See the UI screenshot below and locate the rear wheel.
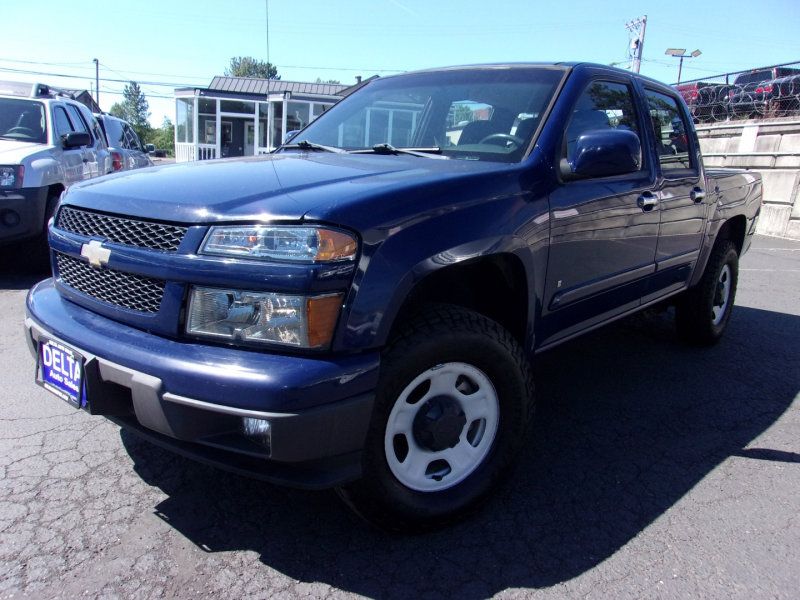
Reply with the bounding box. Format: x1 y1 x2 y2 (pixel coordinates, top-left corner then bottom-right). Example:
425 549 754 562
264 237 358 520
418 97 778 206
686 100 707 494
336 305 534 532
676 240 739 345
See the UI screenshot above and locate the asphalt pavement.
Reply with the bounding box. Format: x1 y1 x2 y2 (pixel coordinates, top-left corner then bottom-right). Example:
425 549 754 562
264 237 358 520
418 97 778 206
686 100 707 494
0 235 798 599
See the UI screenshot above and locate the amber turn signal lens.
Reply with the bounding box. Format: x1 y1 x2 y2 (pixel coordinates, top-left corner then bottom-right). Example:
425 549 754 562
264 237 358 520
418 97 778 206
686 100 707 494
315 230 358 262
306 293 343 348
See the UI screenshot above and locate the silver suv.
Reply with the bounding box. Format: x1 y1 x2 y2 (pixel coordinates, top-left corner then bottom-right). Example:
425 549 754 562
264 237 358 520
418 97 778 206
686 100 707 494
95 113 153 172
0 81 111 249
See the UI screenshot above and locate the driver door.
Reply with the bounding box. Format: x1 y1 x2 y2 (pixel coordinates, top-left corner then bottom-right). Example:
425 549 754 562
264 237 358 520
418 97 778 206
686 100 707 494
540 76 660 345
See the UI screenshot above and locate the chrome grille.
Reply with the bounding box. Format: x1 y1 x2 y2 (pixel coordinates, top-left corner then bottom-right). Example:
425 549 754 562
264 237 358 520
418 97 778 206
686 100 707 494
56 206 187 252
56 252 165 313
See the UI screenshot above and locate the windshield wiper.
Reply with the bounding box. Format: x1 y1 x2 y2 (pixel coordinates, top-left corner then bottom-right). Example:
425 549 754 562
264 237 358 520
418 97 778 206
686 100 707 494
352 143 447 159
281 139 346 153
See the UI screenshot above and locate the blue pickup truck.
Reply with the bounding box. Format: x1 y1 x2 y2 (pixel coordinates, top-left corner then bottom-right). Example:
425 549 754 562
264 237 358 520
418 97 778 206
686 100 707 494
25 63 761 530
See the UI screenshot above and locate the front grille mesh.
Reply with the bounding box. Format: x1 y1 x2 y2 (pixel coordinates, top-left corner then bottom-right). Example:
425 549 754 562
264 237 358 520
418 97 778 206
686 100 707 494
56 206 187 252
56 252 165 313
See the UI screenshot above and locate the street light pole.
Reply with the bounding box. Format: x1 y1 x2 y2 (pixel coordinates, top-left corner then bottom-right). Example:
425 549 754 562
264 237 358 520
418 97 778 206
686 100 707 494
665 48 701 84
93 58 99 106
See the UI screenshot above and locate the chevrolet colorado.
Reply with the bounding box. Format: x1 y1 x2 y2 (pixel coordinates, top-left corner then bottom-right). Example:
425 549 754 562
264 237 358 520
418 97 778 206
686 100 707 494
25 63 761 530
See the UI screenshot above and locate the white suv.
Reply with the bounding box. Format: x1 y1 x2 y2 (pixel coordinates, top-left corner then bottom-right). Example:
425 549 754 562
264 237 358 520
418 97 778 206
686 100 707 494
0 81 112 250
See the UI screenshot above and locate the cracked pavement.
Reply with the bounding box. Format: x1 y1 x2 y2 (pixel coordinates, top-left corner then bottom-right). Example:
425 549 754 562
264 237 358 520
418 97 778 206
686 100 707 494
0 235 798 599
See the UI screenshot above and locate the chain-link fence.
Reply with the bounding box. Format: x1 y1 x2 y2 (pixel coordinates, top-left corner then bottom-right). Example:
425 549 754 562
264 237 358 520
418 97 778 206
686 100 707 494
673 61 800 123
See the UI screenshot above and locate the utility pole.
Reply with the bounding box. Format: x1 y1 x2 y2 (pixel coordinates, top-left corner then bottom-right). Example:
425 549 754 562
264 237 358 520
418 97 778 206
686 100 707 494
93 58 99 106
625 16 647 73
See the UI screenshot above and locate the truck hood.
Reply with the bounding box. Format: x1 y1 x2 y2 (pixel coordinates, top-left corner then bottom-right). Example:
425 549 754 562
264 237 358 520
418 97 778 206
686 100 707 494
61 152 512 224
0 139 47 163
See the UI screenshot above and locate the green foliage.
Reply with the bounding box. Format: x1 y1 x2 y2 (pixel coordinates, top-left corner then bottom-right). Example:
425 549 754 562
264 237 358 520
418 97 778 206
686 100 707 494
453 104 475 124
149 117 175 156
225 57 280 79
315 77 341 84
109 82 151 142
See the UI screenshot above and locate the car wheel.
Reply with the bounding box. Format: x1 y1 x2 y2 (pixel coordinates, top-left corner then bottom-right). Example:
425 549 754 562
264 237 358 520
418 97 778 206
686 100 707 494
676 240 739 346
336 304 534 532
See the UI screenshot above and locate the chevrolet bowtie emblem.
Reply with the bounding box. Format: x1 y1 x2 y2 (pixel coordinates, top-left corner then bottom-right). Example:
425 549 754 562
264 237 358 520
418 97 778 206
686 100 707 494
80 240 111 268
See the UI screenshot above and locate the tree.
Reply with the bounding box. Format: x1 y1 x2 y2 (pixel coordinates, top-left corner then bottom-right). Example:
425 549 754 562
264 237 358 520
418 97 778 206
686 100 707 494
225 56 280 79
149 117 175 156
109 81 151 142
315 77 341 84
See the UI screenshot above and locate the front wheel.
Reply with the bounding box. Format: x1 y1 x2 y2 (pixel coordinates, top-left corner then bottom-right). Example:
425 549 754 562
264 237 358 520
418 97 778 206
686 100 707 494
675 240 739 345
336 305 534 532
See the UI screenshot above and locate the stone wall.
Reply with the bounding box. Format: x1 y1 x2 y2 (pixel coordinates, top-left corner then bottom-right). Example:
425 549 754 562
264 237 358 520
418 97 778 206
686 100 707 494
697 119 800 239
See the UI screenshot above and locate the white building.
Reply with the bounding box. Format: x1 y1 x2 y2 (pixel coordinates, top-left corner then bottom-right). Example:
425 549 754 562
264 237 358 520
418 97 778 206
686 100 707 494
173 76 367 162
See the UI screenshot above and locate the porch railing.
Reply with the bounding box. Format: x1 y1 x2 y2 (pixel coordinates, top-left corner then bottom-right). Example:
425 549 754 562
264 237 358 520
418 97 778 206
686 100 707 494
175 143 218 162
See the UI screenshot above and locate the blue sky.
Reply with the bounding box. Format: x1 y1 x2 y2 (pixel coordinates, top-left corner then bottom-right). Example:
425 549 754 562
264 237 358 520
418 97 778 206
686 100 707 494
1 0 797 126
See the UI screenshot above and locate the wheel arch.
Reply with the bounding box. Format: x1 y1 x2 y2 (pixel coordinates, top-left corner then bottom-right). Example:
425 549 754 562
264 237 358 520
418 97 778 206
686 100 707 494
387 252 530 348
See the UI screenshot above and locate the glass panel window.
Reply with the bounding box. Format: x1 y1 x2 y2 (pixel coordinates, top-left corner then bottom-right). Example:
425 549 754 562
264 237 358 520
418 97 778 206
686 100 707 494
564 81 640 165
198 116 216 144
271 101 283 147
312 103 331 118
645 89 697 176
220 100 255 114
198 97 216 114
259 103 270 147
176 98 194 143
287 102 311 133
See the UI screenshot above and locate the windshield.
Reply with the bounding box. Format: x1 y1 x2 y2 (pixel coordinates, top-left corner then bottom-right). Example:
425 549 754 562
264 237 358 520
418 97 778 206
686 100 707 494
0 98 47 144
286 67 566 163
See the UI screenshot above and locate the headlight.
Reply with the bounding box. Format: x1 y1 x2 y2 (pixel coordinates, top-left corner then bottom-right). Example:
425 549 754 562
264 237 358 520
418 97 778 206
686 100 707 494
0 165 24 188
186 287 343 349
201 225 357 262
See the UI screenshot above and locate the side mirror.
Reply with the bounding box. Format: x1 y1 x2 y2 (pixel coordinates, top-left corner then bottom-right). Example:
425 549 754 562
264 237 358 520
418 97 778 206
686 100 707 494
61 132 92 149
284 130 301 143
145 143 155 153
562 129 641 179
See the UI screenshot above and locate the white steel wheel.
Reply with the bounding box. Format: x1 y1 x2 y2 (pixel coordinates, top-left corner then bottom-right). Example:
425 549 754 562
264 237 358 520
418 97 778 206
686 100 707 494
712 264 732 326
383 362 500 492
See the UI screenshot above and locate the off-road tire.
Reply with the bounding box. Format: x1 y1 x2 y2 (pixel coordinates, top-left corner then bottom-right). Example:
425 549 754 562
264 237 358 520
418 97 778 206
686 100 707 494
336 304 534 533
676 240 739 346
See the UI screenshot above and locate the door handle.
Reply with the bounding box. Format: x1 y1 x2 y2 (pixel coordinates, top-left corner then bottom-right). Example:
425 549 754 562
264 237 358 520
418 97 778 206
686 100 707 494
690 187 706 202
637 192 658 211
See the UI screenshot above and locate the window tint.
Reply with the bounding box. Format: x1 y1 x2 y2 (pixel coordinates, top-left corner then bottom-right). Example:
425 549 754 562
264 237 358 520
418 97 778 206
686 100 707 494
564 81 640 164
294 67 564 163
104 118 125 146
53 107 74 137
124 125 141 150
64 104 89 134
0 99 47 144
645 89 696 176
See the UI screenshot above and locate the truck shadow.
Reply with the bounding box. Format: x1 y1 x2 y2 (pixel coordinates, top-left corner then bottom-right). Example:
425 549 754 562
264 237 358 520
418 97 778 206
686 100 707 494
0 246 50 290
120 305 799 597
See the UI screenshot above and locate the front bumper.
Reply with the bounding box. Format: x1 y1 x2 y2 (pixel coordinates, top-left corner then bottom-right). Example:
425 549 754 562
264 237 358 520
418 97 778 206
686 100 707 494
0 185 50 245
25 278 380 489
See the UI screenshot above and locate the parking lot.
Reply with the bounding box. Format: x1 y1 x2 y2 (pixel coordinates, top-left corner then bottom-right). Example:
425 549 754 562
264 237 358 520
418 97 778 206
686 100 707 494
0 234 798 599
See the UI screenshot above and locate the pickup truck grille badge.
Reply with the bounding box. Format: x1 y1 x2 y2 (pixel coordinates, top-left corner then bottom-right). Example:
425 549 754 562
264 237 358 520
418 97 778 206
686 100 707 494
55 252 165 313
56 206 187 252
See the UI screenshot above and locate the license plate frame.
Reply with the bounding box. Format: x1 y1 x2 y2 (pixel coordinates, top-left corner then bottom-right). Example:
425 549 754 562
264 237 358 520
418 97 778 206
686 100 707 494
37 337 85 409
